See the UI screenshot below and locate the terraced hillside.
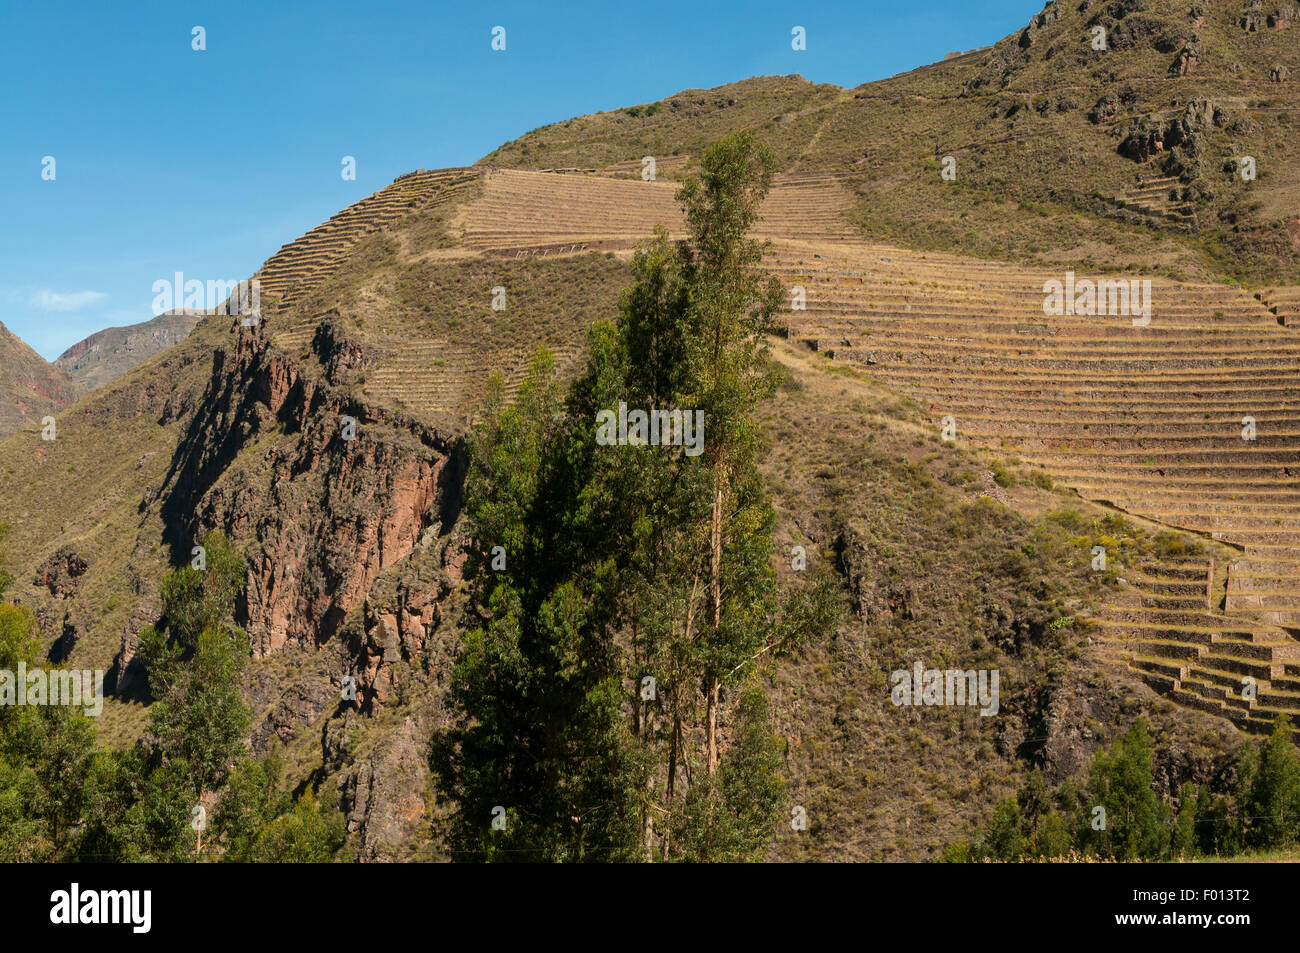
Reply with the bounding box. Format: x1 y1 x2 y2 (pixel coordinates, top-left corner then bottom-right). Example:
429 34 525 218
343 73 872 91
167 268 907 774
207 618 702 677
255 167 480 306
455 166 857 257
1260 285 1300 327
243 157 1300 733
4 0 1298 855
1108 174 1194 225
459 167 682 254
768 238 1300 729
485 0 1300 285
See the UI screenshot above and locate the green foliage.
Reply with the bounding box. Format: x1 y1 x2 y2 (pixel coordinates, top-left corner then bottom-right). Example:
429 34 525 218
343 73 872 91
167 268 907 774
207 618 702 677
1032 811 1072 859
77 748 195 862
1240 715 1300 851
1083 719 1169 860
439 355 645 862
943 719 1278 863
675 686 786 861
133 530 252 801
0 603 40 672
0 522 13 595
441 133 823 862
213 750 290 860
157 530 247 651
0 603 95 861
1172 783 1199 858
66 529 257 860
147 626 252 800
239 789 347 863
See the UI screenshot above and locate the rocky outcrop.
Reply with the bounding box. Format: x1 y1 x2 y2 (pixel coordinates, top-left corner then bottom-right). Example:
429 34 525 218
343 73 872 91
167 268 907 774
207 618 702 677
1170 43 1202 75
836 526 916 622
1019 0 1061 48
114 599 157 695
244 644 343 752
1088 86 1137 124
325 711 433 861
1269 4 1297 27
42 609 85 665
1086 0 1168 52
34 547 88 599
156 319 467 658
1118 100 1231 166
1240 2 1296 29
1119 118 1167 161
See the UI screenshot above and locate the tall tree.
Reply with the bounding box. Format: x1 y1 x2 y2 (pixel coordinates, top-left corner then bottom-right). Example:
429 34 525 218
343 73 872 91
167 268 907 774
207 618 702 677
1241 714 1300 850
439 355 644 861
443 132 837 862
1083 718 1168 860
137 530 252 811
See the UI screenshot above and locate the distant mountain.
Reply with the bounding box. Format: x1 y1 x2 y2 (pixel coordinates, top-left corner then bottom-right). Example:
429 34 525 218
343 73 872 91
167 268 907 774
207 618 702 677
0 320 82 438
55 309 205 392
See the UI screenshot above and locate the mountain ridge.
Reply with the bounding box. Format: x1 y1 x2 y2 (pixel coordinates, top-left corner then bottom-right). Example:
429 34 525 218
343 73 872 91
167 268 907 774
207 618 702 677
0 319 83 439
54 309 206 393
1 0 1296 859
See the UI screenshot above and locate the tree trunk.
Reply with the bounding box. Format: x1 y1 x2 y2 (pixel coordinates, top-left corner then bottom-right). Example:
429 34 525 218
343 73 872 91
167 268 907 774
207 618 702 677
706 483 724 774
706 677 720 774
664 710 682 858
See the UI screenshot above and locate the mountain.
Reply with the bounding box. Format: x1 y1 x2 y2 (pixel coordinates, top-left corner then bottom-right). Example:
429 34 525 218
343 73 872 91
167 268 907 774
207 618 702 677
55 309 205 393
486 0 1300 284
0 320 82 439
0 0 1296 860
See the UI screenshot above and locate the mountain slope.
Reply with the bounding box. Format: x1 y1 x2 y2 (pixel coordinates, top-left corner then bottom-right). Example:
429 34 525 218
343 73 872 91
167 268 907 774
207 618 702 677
0 155 1269 859
55 309 205 392
484 0 1300 284
0 0 1296 860
0 320 83 438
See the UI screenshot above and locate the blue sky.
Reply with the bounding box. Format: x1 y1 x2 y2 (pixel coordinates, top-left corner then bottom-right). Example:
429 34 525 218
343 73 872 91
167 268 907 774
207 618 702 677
1 0 1038 360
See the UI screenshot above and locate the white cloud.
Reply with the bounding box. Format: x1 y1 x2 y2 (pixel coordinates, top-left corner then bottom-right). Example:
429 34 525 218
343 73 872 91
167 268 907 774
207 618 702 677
29 289 108 312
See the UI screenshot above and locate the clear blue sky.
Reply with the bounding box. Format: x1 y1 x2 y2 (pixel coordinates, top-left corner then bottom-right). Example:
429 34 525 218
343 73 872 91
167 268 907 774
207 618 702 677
1 0 1038 360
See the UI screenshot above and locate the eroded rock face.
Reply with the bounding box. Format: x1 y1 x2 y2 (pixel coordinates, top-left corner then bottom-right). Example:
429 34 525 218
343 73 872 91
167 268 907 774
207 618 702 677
157 321 466 659
1171 44 1202 75
1119 118 1167 161
42 608 84 664
1019 2 1062 48
244 644 342 752
81 314 475 859
114 599 158 694
836 526 916 622
34 547 88 599
229 431 451 657
1268 4 1297 27
1118 100 1230 163
326 712 432 861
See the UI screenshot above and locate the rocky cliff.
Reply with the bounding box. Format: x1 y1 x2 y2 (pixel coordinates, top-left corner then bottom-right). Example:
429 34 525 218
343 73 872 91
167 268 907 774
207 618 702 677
56 310 204 393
